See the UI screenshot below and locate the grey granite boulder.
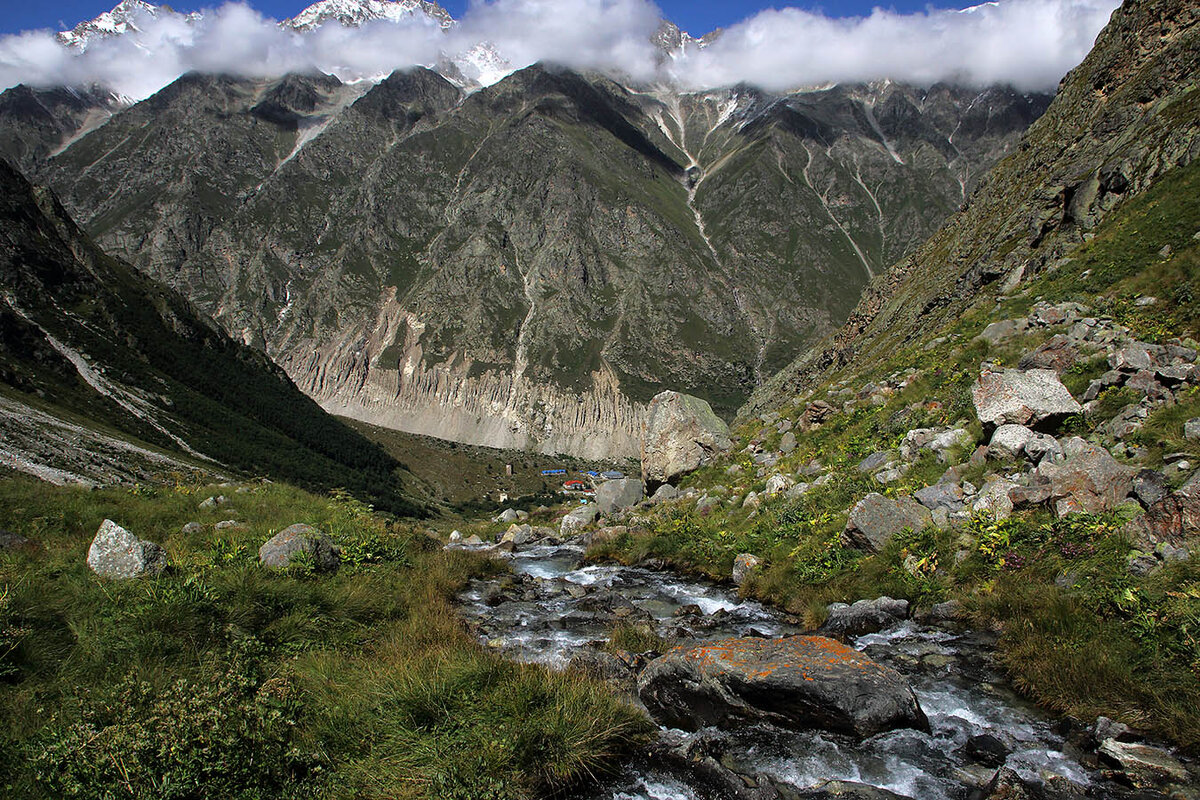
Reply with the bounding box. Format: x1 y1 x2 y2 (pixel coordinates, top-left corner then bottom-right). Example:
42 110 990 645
842 494 932 552
641 391 732 485
258 524 340 572
595 478 644 514
972 368 1081 429
820 597 909 638
87 520 168 579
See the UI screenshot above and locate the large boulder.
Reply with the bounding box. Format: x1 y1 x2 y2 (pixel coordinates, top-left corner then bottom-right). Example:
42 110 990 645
641 391 732 486
819 597 909 639
842 494 932 552
258 524 340 572
560 504 600 537
637 635 929 738
87 520 168 579
1035 437 1134 516
595 478 644 514
972 368 1081 429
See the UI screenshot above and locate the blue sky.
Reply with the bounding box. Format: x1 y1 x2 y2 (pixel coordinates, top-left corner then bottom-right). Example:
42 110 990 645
6 1 976 37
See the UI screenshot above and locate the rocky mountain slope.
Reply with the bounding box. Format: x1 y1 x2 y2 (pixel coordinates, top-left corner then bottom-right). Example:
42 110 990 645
0 61 1047 460
0 158 422 513
561 0 1200 766
750 0 1197 414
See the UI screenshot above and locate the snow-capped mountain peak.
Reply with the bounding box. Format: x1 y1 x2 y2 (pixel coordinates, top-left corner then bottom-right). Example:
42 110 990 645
56 1 200 51
283 0 454 32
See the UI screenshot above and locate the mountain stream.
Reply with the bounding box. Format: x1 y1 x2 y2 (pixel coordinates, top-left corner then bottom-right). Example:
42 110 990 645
454 541 1133 799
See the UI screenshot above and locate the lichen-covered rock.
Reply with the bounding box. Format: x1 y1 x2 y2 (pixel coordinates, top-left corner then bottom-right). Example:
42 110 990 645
1124 472 1200 548
972 368 1081 429
87 520 168 579
973 479 1017 520
637 636 929 738
258 524 340 572
842 493 932 552
1017 335 1080 374
641 391 731 486
1036 437 1134 516
820 597 909 639
913 483 965 512
989 424 1036 461
765 474 792 495
595 478 644 514
732 553 761 586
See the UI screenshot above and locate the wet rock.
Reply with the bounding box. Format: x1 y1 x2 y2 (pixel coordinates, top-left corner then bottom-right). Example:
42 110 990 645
258 524 340 572
1098 739 1190 788
641 391 732 486
972 368 1081 429
819 597 908 639
596 479 644 514
842 493 932 552
981 767 1036 800
989 424 1036 461
1018 335 1080 374
568 648 640 686
964 733 1011 768
87 520 168 579
560 504 600 536
770 779 913 799
919 600 962 624
1092 715 1134 744
1036 437 1135 516
732 553 762 586
637 635 930 738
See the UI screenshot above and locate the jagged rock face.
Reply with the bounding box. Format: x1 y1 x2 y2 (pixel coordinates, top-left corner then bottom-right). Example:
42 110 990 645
750 0 1200 416
11 64 1047 459
0 85 120 176
0 159 420 512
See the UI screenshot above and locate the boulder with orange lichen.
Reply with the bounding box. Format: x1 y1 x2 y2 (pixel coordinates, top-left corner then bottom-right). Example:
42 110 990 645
636 635 929 738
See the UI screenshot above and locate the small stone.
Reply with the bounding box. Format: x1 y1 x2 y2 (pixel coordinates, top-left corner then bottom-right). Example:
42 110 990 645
180 522 205 535
964 733 1011 768
732 553 762 586
258 524 340 572
779 431 797 454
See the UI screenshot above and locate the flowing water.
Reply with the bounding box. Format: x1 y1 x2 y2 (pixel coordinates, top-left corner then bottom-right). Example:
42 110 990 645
455 540 1121 799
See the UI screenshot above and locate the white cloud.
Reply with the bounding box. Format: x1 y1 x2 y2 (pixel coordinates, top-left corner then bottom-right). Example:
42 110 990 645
670 0 1121 92
0 0 1121 101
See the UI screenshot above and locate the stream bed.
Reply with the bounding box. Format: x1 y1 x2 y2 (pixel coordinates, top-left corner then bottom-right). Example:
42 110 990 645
454 540 1168 799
